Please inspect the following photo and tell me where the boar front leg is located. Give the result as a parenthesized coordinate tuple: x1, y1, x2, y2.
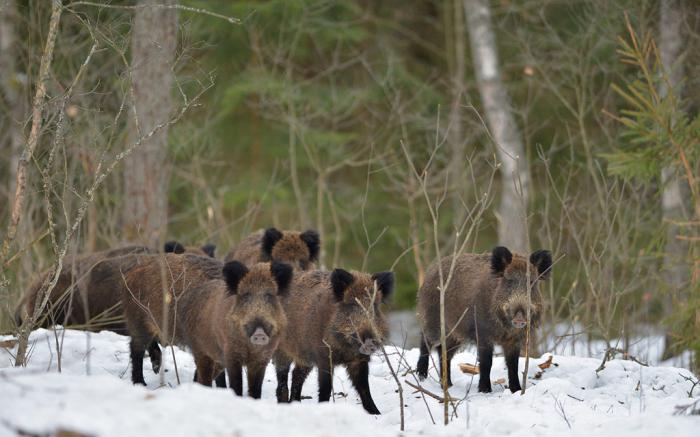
(346, 360, 380, 415)
(274, 353, 291, 402)
(504, 345, 522, 393)
(477, 343, 494, 393)
(227, 361, 243, 396)
(247, 360, 267, 399)
(436, 342, 457, 387)
(193, 354, 215, 387)
(317, 350, 334, 403)
(290, 364, 312, 402)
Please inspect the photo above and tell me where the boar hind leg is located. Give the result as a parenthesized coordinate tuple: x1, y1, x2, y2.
(290, 365, 312, 402)
(194, 354, 215, 387)
(477, 344, 494, 393)
(129, 336, 151, 386)
(227, 361, 243, 396)
(504, 345, 522, 393)
(347, 360, 380, 415)
(214, 370, 227, 388)
(246, 361, 267, 399)
(275, 356, 292, 403)
(416, 334, 431, 381)
(147, 340, 162, 374)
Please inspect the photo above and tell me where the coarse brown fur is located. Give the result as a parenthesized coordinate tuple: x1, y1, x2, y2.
(416, 246, 552, 393)
(122, 254, 292, 400)
(13, 242, 215, 331)
(14, 245, 153, 332)
(274, 268, 393, 414)
(224, 228, 319, 271)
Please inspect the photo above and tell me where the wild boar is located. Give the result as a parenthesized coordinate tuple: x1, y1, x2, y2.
(416, 246, 552, 393)
(224, 228, 319, 271)
(274, 268, 393, 414)
(122, 254, 291, 400)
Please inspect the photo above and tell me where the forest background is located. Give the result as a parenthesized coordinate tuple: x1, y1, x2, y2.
(1, 0, 699, 370)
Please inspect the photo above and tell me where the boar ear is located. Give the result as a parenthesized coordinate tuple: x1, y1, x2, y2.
(201, 244, 216, 258)
(164, 241, 185, 254)
(530, 250, 553, 279)
(222, 261, 249, 295)
(262, 228, 284, 259)
(330, 268, 354, 302)
(270, 262, 293, 295)
(372, 271, 394, 301)
(300, 230, 320, 262)
(491, 246, 513, 276)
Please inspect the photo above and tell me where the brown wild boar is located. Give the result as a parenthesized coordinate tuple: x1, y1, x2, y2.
(14, 242, 216, 374)
(416, 246, 552, 393)
(123, 255, 292, 399)
(274, 268, 393, 414)
(14, 241, 216, 330)
(224, 228, 319, 270)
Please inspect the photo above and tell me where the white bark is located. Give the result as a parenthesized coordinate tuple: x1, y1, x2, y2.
(464, 0, 529, 252)
(659, 0, 690, 356)
(123, 0, 178, 246)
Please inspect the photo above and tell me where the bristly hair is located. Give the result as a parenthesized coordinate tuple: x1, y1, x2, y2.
(222, 261, 249, 295)
(164, 241, 185, 254)
(201, 244, 216, 258)
(262, 228, 284, 259)
(270, 261, 293, 295)
(491, 246, 513, 275)
(299, 230, 321, 262)
(330, 268, 354, 302)
(371, 271, 394, 300)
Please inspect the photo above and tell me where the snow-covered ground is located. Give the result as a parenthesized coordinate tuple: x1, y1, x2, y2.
(1, 328, 698, 436)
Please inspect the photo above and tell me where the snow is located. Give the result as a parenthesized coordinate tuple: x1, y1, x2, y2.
(1, 328, 698, 436)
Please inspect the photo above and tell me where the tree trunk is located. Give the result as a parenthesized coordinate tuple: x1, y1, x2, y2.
(0, 0, 25, 203)
(464, 0, 529, 253)
(447, 0, 467, 229)
(659, 0, 690, 360)
(123, 0, 178, 247)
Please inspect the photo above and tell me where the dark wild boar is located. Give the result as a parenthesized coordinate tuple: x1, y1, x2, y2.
(123, 255, 291, 399)
(274, 268, 393, 414)
(224, 228, 319, 271)
(416, 246, 552, 393)
(14, 241, 216, 330)
(14, 242, 215, 374)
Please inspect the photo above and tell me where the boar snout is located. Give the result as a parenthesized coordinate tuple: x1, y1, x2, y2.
(359, 337, 379, 355)
(250, 327, 270, 345)
(245, 319, 272, 346)
(511, 310, 527, 329)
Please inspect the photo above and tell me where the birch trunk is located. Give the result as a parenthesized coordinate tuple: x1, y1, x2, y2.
(123, 0, 178, 247)
(659, 0, 690, 360)
(464, 0, 529, 253)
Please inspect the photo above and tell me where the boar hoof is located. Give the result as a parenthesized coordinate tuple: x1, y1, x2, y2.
(151, 361, 160, 375)
(509, 383, 521, 393)
(478, 384, 492, 393)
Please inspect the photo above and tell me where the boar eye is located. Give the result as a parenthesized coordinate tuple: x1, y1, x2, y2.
(265, 292, 275, 302)
(239, 293, 252, 302)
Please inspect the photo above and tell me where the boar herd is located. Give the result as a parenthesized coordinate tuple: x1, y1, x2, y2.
(14, 227, 552, 414)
